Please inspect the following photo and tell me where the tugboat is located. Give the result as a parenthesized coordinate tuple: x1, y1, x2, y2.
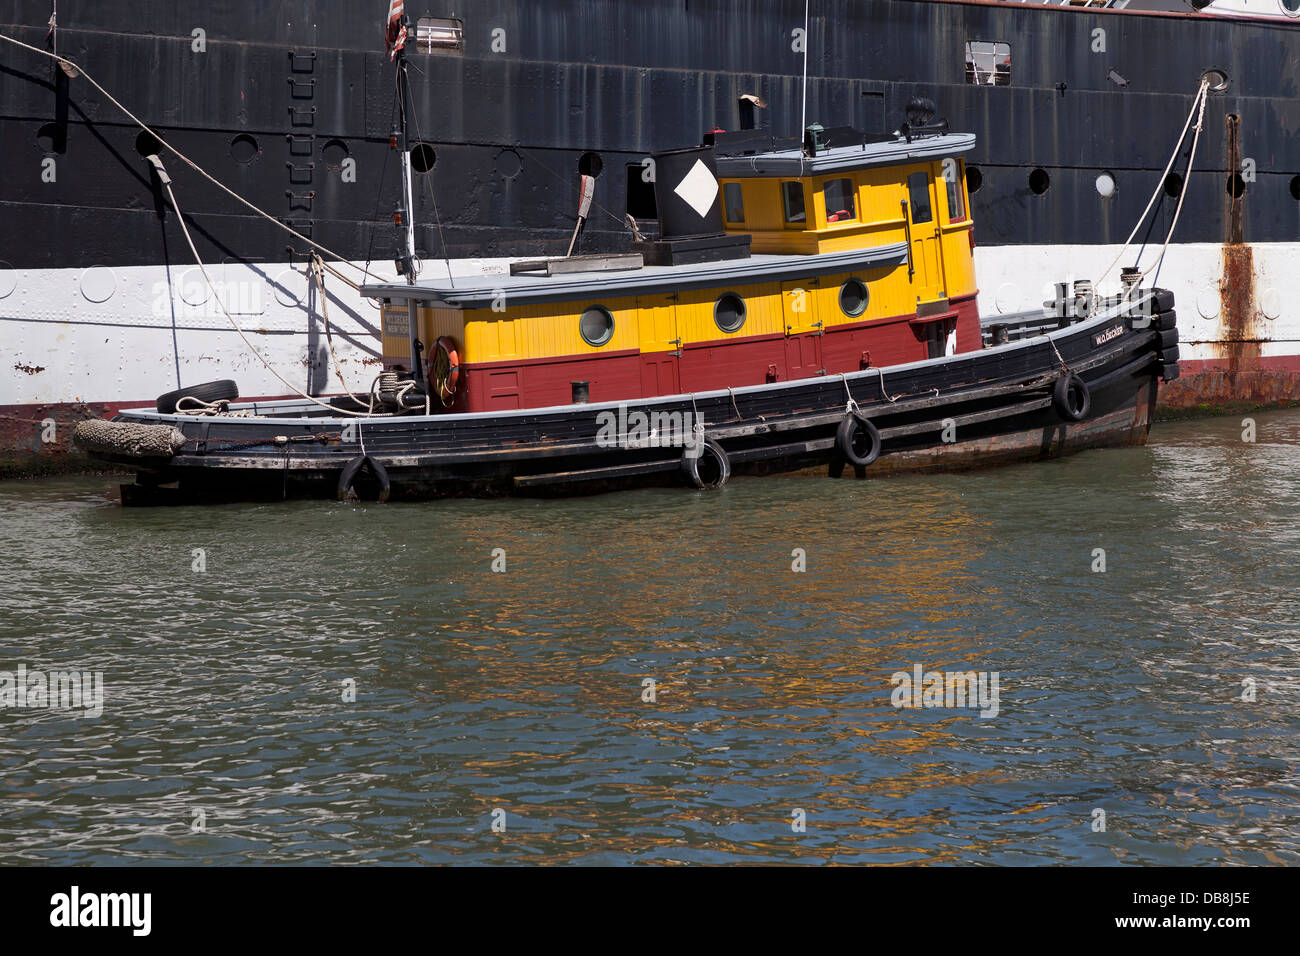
(75, 40, 1179, 504)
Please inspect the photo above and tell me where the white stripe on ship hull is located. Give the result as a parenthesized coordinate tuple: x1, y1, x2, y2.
(1, 244, 1297, 406)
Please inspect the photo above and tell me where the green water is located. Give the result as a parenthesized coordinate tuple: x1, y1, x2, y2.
(0, 410, 1297, 864)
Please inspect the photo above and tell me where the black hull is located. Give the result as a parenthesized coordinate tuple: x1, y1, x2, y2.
(91, 295, 1172, 504)
(0, 0, 1294, 268)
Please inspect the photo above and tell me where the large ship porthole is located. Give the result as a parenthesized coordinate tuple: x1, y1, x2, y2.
(714, 293, 746, 333)
(839, 279, 868, 318)
(410, 143, 437, 173)
(580, 306, 615, 346)
(134, 130, 161, 157)
(321, 138, 350, 169)
(230, 134, 260, 165)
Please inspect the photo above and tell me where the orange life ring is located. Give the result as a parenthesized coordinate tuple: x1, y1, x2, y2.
(429, 336, 461, 406)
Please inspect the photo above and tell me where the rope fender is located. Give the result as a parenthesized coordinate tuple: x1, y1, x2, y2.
(72, 420, 187, 458)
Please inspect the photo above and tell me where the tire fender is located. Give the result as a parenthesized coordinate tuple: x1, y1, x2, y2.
(1052, 373, 1091, 422)
(681, 437, 731, 489)
(337, 455, 391, 503)
(835, 412, 882, 467)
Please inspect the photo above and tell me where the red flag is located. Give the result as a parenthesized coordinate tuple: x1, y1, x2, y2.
(385, 0, 407, 60)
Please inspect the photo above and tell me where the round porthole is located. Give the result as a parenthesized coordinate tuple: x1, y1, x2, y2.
(1202, 68, 1230, 92)
(410, 142, 437, 174)
(1290, 175, 1300, 201)
(578, 151, 604, 178)
(580, 305, 615, 346)
(1095, 171, 1116, 198)
(134, 130, 162, 157)
(36, 122, 64, 155)
(839, 278, 869, 317)
(1164, 172, 1184, 198)
(321, 138, 349, 169)
(1028, 167, 1050, 195)
(714, 293, 746, 333)
(1226, 172, 1246, 198)
(965, 165, 983, 194)
(230, 133, 259, 165)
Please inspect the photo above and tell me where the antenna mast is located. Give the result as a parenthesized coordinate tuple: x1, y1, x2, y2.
(799, 0, 809, 141)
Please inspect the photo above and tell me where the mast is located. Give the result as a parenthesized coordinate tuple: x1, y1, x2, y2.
(397, 45, 417, 286)
(394, 14, 423, 384)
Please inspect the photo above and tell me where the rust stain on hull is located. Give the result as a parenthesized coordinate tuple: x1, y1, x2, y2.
(1218, 115, 1260, 388)
(1218, 112, 1261, 383)
(1218, 241, 1262, 385)
(1160, 111, 1291, 414)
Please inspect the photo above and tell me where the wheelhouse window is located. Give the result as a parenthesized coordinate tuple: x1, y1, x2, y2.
(723, 182, 746, 223)
(907, 171, 933, 224)
(782, 181, 806, 225)
(823, 178, 857, 223)
(415, 17, 465, 54)
(965, 41, 1010, 86)
(945, 160, 967, 222)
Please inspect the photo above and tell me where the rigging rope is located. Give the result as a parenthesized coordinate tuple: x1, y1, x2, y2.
(1135, 82, 1210, 284)
(161, 176, 382, 417)
(309, 253, 367, 405)
(1096, 76, 1210, 292)
(404, 63, 455, 287)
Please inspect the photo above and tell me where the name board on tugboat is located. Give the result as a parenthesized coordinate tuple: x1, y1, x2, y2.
(383, 305, 411, 338)
(1092, 325, 1123, 347)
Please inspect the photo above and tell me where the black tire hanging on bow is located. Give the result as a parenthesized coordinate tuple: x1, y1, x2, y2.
(1052, 373, 1091, 422)
(337, 455, 391, 503)
(836, 411, 882, 467)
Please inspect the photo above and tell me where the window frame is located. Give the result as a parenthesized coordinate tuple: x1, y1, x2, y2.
(838, 278, 869, 318)
(822, 176, 859, 225)
(415, 17, 466, 55)
(965, 40, 1010, 87)
(579, 305, 615, 347)
(944, 159, 967, 223)
(723, 182, 746, 224)
(907, 171, 934, 225)
(713, 292, 747, 334)
(781, 180, 807, 228)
